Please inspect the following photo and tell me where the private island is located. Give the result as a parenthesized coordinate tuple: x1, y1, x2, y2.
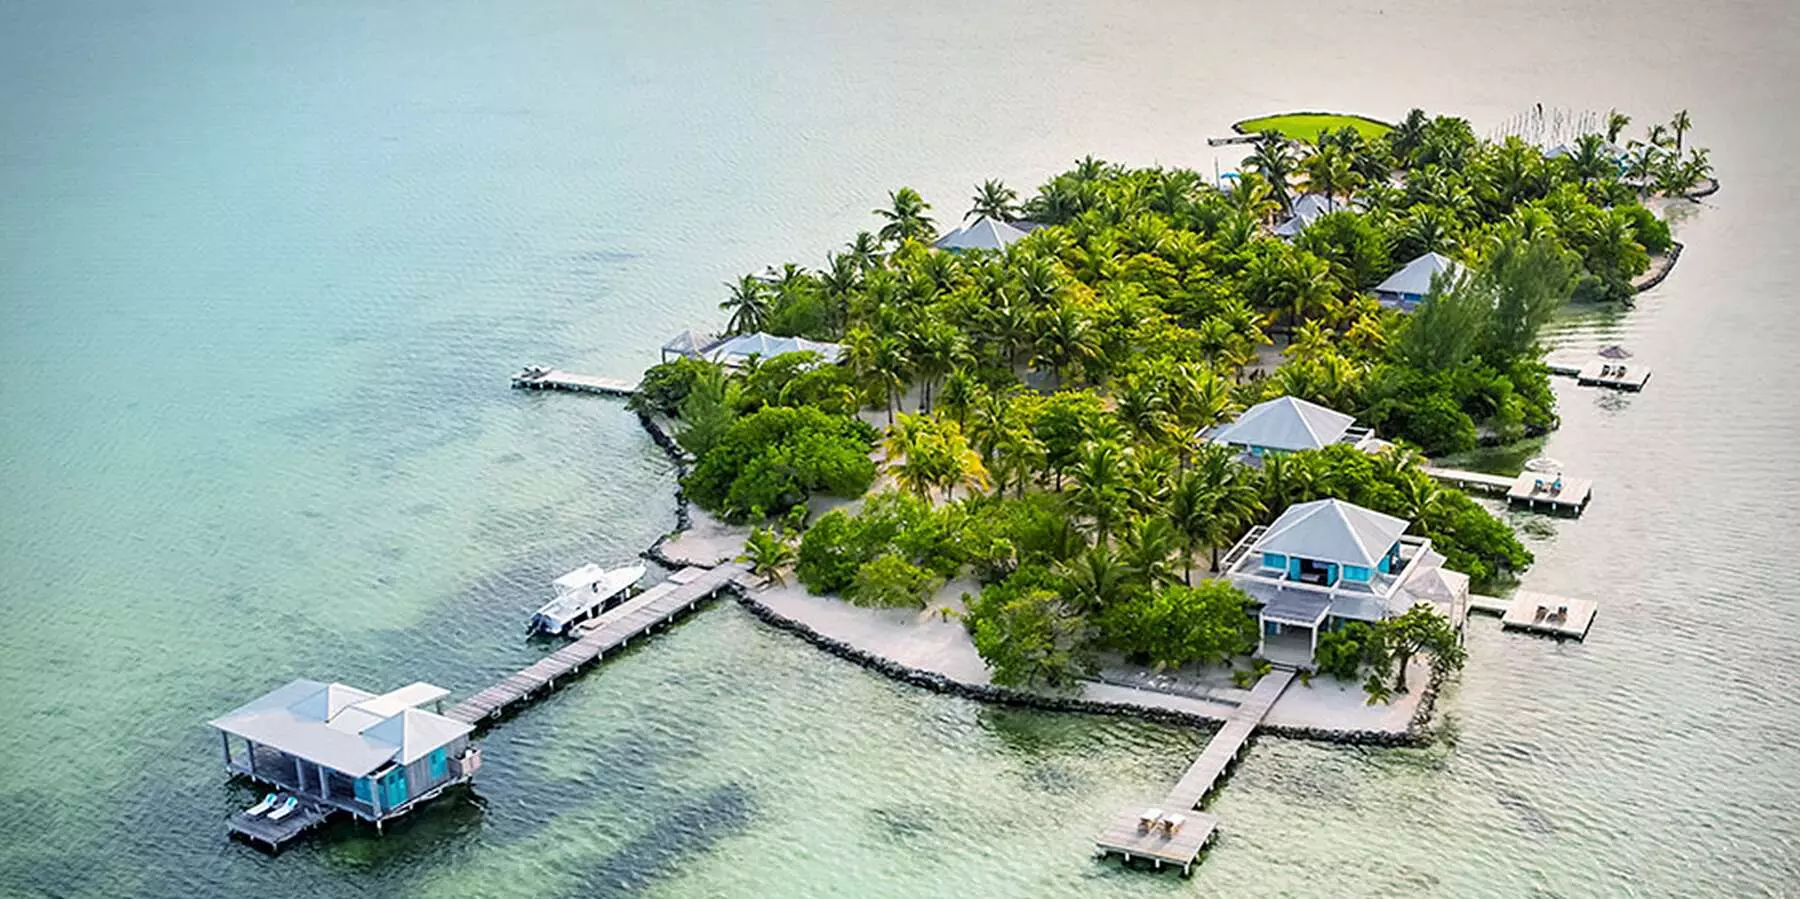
(209, 107, 1713, 869)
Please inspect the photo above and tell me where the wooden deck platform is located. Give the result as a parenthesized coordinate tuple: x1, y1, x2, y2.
(1498, 590, 1596, 639)
(227, 802, 334, 852)
(1505, 472, 1592, 514)
(445, 564, 745, 726)
(1573, 361, 1650, 391)
(1095, 668, 1295, 875)
(1424, 467, 1593, 515)
(511, 367, 638, 396)
(1546, 361, 1652, 391)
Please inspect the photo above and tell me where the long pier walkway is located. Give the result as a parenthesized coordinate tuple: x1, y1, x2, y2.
(1095, 667, 1296, 874)
(510, 366, 638, 396)
(446, 563, 746, 726)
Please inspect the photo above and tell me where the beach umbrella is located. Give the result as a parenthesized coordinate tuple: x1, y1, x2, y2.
(1597, 344, 1632, 360)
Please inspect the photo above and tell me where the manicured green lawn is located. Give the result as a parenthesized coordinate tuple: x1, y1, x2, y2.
(1234, 112, 1393, 144)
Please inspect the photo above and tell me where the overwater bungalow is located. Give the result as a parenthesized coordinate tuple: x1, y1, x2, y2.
(209, 679, 480, 847)
(1206, 395, 1378, 458)
(1373, 251, 1465, 311)
(1218, 498, 1469, 665)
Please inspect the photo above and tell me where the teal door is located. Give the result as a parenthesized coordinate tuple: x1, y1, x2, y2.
(380, 768, 409, 809)
(428, 748, 447, 782)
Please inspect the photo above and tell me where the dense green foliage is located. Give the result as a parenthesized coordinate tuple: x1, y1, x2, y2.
(1315, 604, 1465, 699)
(675, 104, 1708, 685)
(682, 406, 877, 522)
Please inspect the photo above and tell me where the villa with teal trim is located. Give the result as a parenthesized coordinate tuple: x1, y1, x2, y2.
(1207, 395, 1382, 458)
(1219, 497, 1469, 664)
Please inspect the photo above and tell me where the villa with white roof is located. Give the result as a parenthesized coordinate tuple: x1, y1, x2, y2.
(210, 679, 480, 844)
(1219, 498, 1469, 664)
(1207, 395, 1379, 457)
(1373, 251, 1466, 311)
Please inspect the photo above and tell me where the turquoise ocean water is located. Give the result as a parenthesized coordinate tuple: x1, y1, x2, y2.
(2, 1, 1797, 896)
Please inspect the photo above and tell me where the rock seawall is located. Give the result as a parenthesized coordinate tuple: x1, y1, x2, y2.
(731, 584, 1434, 748)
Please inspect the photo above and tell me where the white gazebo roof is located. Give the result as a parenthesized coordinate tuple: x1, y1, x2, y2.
(933, 216, 1028, 252)
(1253, 499, 1411, 569)
(1211, 396, 1355, 452)
(1374, 252, 1463, 298)
(708, 332, 844, 365)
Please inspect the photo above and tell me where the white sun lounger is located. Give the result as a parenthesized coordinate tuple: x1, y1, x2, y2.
(245, 792, 279, 816)
(267, 796, 299, 822)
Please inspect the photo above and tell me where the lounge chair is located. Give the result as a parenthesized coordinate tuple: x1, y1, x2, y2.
(1162, 813, 1188, 835)
(1534, 605, 1548, 622)
(246, 792, 279, 816)
(1138, 808, 1164, 832)
(1555, 605, 1569, 622)
(267, 797, 299, 822)
(1534, 478, 1545, 493)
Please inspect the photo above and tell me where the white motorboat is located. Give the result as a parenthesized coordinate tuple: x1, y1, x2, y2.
(528, 563, 647, 636)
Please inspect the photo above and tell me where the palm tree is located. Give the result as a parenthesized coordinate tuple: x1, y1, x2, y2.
(1224, 172, 1280, 226)
(968, 179, 1021, 222)
(992, 426, 1046, 499)
(1395, 475, 1448, 531)
(738, 528, 797, 585)
(1388, 108, 1429, 164)
(1301, 146, 1361, 210)
(1069, 441, 1130, 543)
(875, 187, 936, 244)
(1032, 305, 1100, 387)
(1166, 471, 1211, 584)
(1242, 136, 1297, 212)
(1568, 133, 1612, 184)
(1058, 545, 1131, 614)
(1118, 517, 1182, 590)
(845, 231, 884, 271)
(720, 274, 771, 335)
(1670, 110, 1692, 155)
(1604, 109, 1631, 144)
(871, 335, 912, 425)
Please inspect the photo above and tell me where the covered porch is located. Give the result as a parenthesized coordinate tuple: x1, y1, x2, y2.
(1255, 591, 1331, 668)
(220, 733, 380, 821)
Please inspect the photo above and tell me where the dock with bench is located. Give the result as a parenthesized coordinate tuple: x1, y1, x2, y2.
(1095, 668, 1296, 875)
(445, 563, 746, 726)
(1424, 467, 1594, 515)
(1547, 361, 1652, 392)
(1469, 590, 1596, 640)
(510, 366, 639, 396)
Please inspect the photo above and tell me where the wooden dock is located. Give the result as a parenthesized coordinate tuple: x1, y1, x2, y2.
(227, 802, 333, 852)
(510, 366, 638, 396)
(445, 564, 745, 726)
(1095, 668, 1296, 875)
(1547, 361, 1652, 391)
(1469, 590, 1596, 640)
(1573, 360, 1650, 391)
(1425, 467, 1594, 515)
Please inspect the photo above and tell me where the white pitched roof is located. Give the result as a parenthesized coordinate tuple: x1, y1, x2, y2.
(933, 216, 1028, 251)
(1375, 252, 1463, 298)
(1253, 499, 1410, 568)
(1212, 396, 1355, 452)
(708, 332, 844, 365)
(210, 679, 471, 777)
(1273, 193, 1338, 237)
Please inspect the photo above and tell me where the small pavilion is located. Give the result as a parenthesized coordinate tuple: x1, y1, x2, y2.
(1272, 193, 1338, 239)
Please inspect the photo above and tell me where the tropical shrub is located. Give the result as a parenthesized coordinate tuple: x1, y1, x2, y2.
(684, 406, 876, 522)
